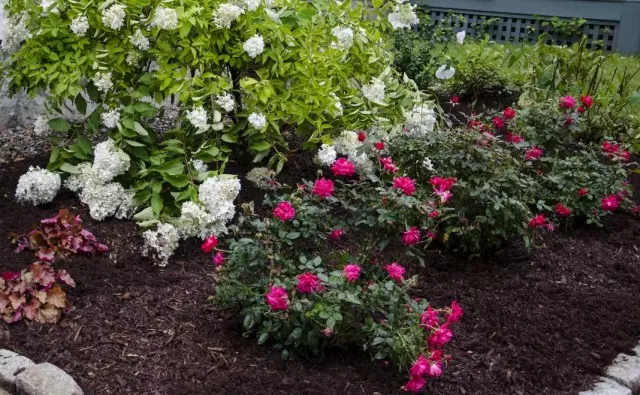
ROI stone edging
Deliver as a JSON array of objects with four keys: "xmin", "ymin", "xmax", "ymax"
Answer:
[
  {"xmin": 580, "ymin": 344, "xmax": 640, "ymax": 395},
  {"xmin": 0, "ymin": 349, "xmax": 83, "ymax": 395}
]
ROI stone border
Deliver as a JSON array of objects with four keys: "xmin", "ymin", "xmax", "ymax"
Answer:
[
  {"xmin": 0, "ymin": 350, "xmax": 83, "ymax": 395},
  {"xmin": 580, "ymin": 344, "xmax": 640, "ymax": 395}
]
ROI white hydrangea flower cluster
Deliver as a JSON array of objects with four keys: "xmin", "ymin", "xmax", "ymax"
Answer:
[
  {"xmin": 243, "ymin": 34, "xmax": 264, "ymax": 58},
  {"xmin": 173, "ymin": 201, "xmax": 228, "ymax": 240},
  {"xmin": 248, "ymin": 112, "xmax": 266, "ymax": 130},
  {"xmin": 102, "ymin": 4, "xmax": 126, "ymax": 30},
  {"xmin": 186, "ymin": 106, "xmax": 209, "ymax": 132},
  {"xmin": 198, "ymin": 176, "xmax": 241, "ymax": 226},
  {"xmin": 130, "ymin": 29, "xmax": 149, "ymax": 50},
  {"xmin": 243, "ymin": 0, "xmax": 260, "ymax": 11},
  {"xmin": 126, "ymin": 51, "xmax": 141, "ymax": 66},
  {"xmin": 152, "ymin": 6, "xmax": 178, "ymax": 30},
  {"xmin": 1, "ymin": 12, "xmax": 29, "ymax": 53},
  {"xmin": 349, "ymin": 151, "xmax": 375, "ymax": 176},
  {"xmin": 70, "ymin": 15, "xmax": 89, "ymax": 37},
  {"xmin": 101, "ymin": 109, "xmax": 120, "ymax": 129},
  {"xmin": 387, "ymin": 1, "xmax": 419, "ymax": 30},
  {"xmin": 404, "ymin": 104, "xmax": 437, "ymax": 137},
  {"xmin": 15, "ymin": 166, "xmax": 61, "ymax": 206},
  {"xmin": 34, "ymin": 116, "xmax": 49, "ymax": 136},
  {"xmin": 93, "ymin": 72, "xmax": 113, "ymax": 93},
  {"xmin": 315, "ymin": 144, "xmax": 337, "ymax": 166},
  {"xmin": 362, "ymin": 77, "xmax": 386, "ymax": 103},
  {"xmin": 212, "ymin": 3, "xmax": 245, "ymax": 29},
  {"xmin": 142, "ymin": 223, "xmax": 180, "ymax": 267},
  {"xmin": 92, "ymin": 139, "xmax": 130, "ymax": 182},
  {"xmin": 215, "ymin": 93, "xmax": 235, "ymax": 112},
  {"xmin": 332, "ymin": 130, "xmax": 359, "ymax": 155},
  {"xmin": 245, "ymin": 167, "xmax": 277, "ymax": 190},
  {"xmin": 331, "ymin": 26, "xmax": 354, "ymax": 51},
  {"xmin": 190, "ymin": 159, "xmax": 208, "ymax": 173}
]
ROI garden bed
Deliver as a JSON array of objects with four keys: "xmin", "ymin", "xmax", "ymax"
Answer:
[{"xmin": 2, "ymin": 154, "xmax": 640, "ymax": 394}]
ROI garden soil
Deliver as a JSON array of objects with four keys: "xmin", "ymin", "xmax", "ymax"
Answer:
[{"xmin": 2, "ymin": 154, "xmax": 640, "ymax": 395}]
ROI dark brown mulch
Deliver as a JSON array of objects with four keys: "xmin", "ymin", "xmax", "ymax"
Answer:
[{"xmin": 2, "ymin": 155, "xmax": 640, "ymax": 395}]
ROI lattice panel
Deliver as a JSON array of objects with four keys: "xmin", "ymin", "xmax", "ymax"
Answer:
[{"xmin": 429, "ymin": 9, "xmax": 618, "ymax": 51}]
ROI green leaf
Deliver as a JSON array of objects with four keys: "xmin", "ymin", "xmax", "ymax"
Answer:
[
  {"xmin": 124, "ymin": 139, "xmax": 146, "ymax": 147},
  {"xmin": 250, "ymin": 141, "xmax": 271, "ymax": 152},
  {"xmin": 258, "ymin": 332, "xmax": 269, "ymax": 344},
  {"xmin": 133, "ymin": 207, "xmax": 155, "ymax": 221},
  {"xmin": 221, "ymin": 133, "xmax": 237, "ymax": 143},
  {"xmin": 151, "ymin": 193, "xmax": 164, "ymax": 215},
  {"xmin": 164, "ymin": 174, "xmax": 190, "ymax": 188},
  {"xmin": 75, "ymin": 136, "xmax": 93, "ymax": 156},
  {"xmin": 629, "ymin": 91, "xmax": 640, "ymax": 106},
  {"xmin": 75, "ymin": 94, "xmax": 87, "ymax": 115},
  {"xmin": 49, "ymin": 118, "xmax": 71, "ymax": 133},
  {"xmin": 59, "ymin": 162, "xmax": 79, "ymax": 174},
  {"xmin": 134, "ymin": 122, "xmax": 149, "ymax": 136},
  {"xmin": 286, "ymin": 232, "xmax": 300, "ymax": 240}
]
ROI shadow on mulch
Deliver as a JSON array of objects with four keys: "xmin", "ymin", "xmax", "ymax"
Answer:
[{"xmin": 1, "ymin": 154, "xmax": 640, "ymax": 395}]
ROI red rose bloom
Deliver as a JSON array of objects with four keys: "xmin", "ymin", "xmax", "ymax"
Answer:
[{"xmin": 503, "ymin": 107, "xmax": 516, "ymax": 120}]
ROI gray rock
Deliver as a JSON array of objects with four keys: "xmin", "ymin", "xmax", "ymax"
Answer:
[
  {"xmin": 14, "ymin": 363, "xmax": 82, "ymax": 395},
  {"xmin": 0, "ymin": 387, "xmax": 11, "ymax": 395},
  {"xmin": 605, "ymin": 353, "xmax": 640, "ymax": 393},
  {"xmin": 579, "ymin": 377, "xmax": 632, "ymax": 395},
  {"xmin": 0, "ymin": 349, "xmax": 34, "ymax": 391}
]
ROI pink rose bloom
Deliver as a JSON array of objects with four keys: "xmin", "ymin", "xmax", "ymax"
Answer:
[
  {"xmin": 321, "ymin": 328, "xmax": 333, "ymax": 337},
  {"xmin": 374, "ymin": 141, "xmax": 385, "ymax": 151},
  {"xmin": 446, "ymin": 300, "xmax": 463, "ymax": 323},
  {"xmin": 505, "ymin": 132, "xmax": 524, "ymax": 143},
  {"xmin": 1, "ymin": 272, "xmax": 20, "ymax": 282},
  {"xmin": 409, "ymin": 354, "xmax": 430, "ymax": 378},
  {"xmin": 265, "ymin": 286, "xmax": 289, "ymax": 311},
  {"xmin": 578, "ymin": 188, "xmax": 588, "ymax": 197},
  {"xmin": 357, "ymin": 132, "xmax": 366, "ymax": 142},
  {"xmin": 428, "ymin": 324, "xmax": 453, "ymax": 348},
  {"xmin": 401, "ymin": 227, "xmax": 421, "ymax": 246},
  {"xmin": 331, "ymin": 158, "xmax": 356, "ymax": 177},
  {"xmin": 312, "ymin": 178, "xmax": 334, "ymax": 199},
  {"xmin": 201, "ymin": 235, "xmax": 218, "ymax": 253},
  {"xmin": 328, "ymin": 228, "xmax": 344, "ymax": 242},
  {"xmin": 554, "ymin": 203, "xmax": 571, "ymax": 217},
  {"xmin": 429, "ymin": 176, "xmax": 456, "ymax": 191},
  {"xmin": 503, "ymin": 107, "xmax": 516, "ymax": 120},
  {"xmin": 528, "ymin": 214, "xmax": 546, "ymax": 229},
  {"xmin": 403, "ymin": 377, "xmax": 425, "ymax": 393},
  {"xmin": 273, "ymin": 201, "xmax": 295, "ymax": 221},
  {"xmin": 492, "ymin": 116, "xmax": 505, "ymax": 129},
  {"xmin": 426, "ymin": 230, "xmax": 437, "ymax": 240},
  {"xmin": 213, "ymin": 251, "xmax": 225, "ymax": 267},
  {"xmin": 525, "ymin": 146, "xmax": 543, "ymax": 161},
  {"xmin": 581, "ymin": 95, "xmax": 594, "ymax": 108},
  {"xmin": 560, "ymin": 95, "xmax": 576, "ymax": 109},
  {"xmin": 577, "ymin": 106, "xmax": 586, "ymax": 114},
  {"xmin": 427, "ymin": 361, "xmax": 444, "ymax": 378},
  {"xmin": 601, "ymin": 195, "xmax": 619, "ymax": 211},
  {"xmin": 428, "ymin": 210, "xmax": 439, "ymax": 219},
  {"xmin": 296, "ymin": 272, "xmax": 322, "ymax": 294},
  {"xmin": 620, "ymin": 150, "xmax": 630, "ymax": 161},
  {"xmin": 421, "ymin": 305, "xmax": 440, "ymax": 328},
  {"xmin": 602, "ymin": 140, "xmax": 620, "ymax": 154},
  {"xmin": 379, "ymin": 157, "xmax": 398, "ymax": 173},
  {"xmin": 343, "ymin": 264, "xmax": 361, "ymax": 283},
  {"xmin": 385, "ymin": 262, "xmax": 405, "ymax": 282},
  {"xmin": 392, "ymin": 177, "xmax": 416, "ymax": 196},
  {"xmin": 450, "ymin": 95, "xmax": 460, "ymax": 104}
]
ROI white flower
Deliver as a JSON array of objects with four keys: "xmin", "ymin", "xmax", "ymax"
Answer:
[
  {"xmin": 64, "ymin": 162, "xmax": 92, "ymax": 192},
  {"xmin": 243, "ymin": 34, "xmax": 264, "ymax": 58},
  {"xmin": 115, "ymin": 189, "xmax": 138, "ymax": 219},
  {"xmin": 331, "ymin": 26, "xmax": 353, "ymax": 51},
  {"xmin": 186, "ymin": 106, "xmax": 209, "ymax": 132},
  {"xmin": 15, "ymin": 166, "xmax": 61, "ymax": 206},
  {"xmin": 316, "ymin": 144, "xmax": 337, "ymax": 166},
  {"xmin": 456, "ymin": 31, "xmax": 466, "ymax": 45},
  {"xmin": 79, "ymin": 181, "xmax": 128, "ymax": 221},
  {"xmin": 332, "ymin": 130, "xmax": 359, "ymax": 156},
  {"xmin": 405, "ymin": 104, "xmax": 437, "ymax": 137},
  {"xmin": 152, "ymin": 6, "xmax": 178, "ymax": 30},
  {"xmin": 435, "ymin": 64, "xmax": 455, "ymax": 80},
  {"xmin": 93, "ymin": 72, "xmax": 113, "ymax": 93},
  {"xmin": 92, "ymin": 139, "xmax": 130, "ymax": 182},
  {"xmin": 102, "ymin": 4, "xmax": 126, "ymax": 30},
  {"xmin": 422, "ymin": 157, "xmax": 435, "ymax": 172},
  {"xmin": 1, "ymin": 12, "xmax": 29, "ymax": 53},
  {"xmin": 245, "ymin": 167, "xmax": 276, "ymax": 190},
  {"xmin": 70, "ymin": 15, "xmax": 90, "ymax": 37},
  {"xmin": 126, "ymin": 51, "xmax": 141, "ymax": 66},
  {"xmin": 362, "ymin": 77, "xmax": 386, "ymax": 103},
  {"xmin": 130, "ymin": 29, "xmax": 149, "ymax": 50},
  {"xmin": 243, "ymin": 0, "xmax": 260, "ymax": 11},
  {"xmin": 34, "ymin": 116, "xmax": 49, "ymax": 136},
  {"xmin": 215, "ymin": 93, "xmax": 235, "ymax": 112},
  {"xmin": 101, "ymin": 109, "xmax": 120, "ymax": 129},
  {"xmin": 349, "ymin": 152, "xmax": 374, "ymax": 176},
  {"xmin": 40, "ymin": 0, "xmax": 58, "ymax": 14},
  {"xmin": 212, "ymin": 3, "xmax": 244, "ymax": 29},
  {"xmin": 387, "ymin": 2, "xmax": 419, "ymax": 30},
  {"xmin": 248, "ymin": 112, "xmax": 266, "ymax": 130},
  {"xmin": 190, "ymin": 159, "xmax": 208, "ymax": 173},
  {"xmin": 174, "ymin": 201, "xmax": 228, "ymax": 240},
  {"xmin": 331, "ymin": 93, "xmax": 343, "ymax": 117},
  {"xmin": 142, "ymin": 223, "xmax": 180, "ymax": 267},
  {"xmin": 199, "ymin": 176, "xmax": 241, "ymax": 223}
]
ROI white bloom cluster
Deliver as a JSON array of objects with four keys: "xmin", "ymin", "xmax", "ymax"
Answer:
[
  {"xmin": 34, "ymin": 116, "xmax": 49, "ymax": 136},
  {"xmin": 1, "ymin": 12, "xmax": 29, "ymax": 53},
  {"xmin": 130, "ymin": 29, "xmax": 149, "ymax": 50},
  {"xmin": 101, "ymin": 109, "xmax": 120, "ymax": 129},
  {"xmin": 93, "ymin": 72, "xmax": 113, "ymax": 93},
  {"xmin": 245, "ymin": 167, "xmax": 276, "ymax": 190},
  {"xmin": 198, "ymin": 176, "xmax": 241, "ymax": 225},
  {"xmin": 243, "ymin": 0, "xmax": 260, "ymax": 11},
  {"xmin": 142, "ymin": 223, "xmax": 180, "ymax": 267},
  {"xmin": 212, "ymin": 3, "xmax": 244, "ymax": 29},
  {"xmin": 248, "ymin": 112, "xmax": 266, "ymax": 130},
  {"xmin": 331, "ymin": 26, "xmax": 353, "ymax": 51},
  {"xmin": 70, "ymin": 15, "xmax": 90, "ymax": 37},
  {"xmin": 243, "ymin": 34, "xmax": 264, "ymax": 58},
  {"xmin": 64, "ymin": 162, "xmax": 92, "ymax": 193},
  {"xmin": 15, "ymin": 166, "xmax": 61, "ymax": 206},
  {"xmin": 316, "ymin": 144, "xmax": 337, "ymax": 166},
  {"xmin": 332, "ymin": 130, "xmax": 359, "ymax": 155},
  {"xmin": 126, "ymin": 51, "xmax": 141, "ymax": 66},
  {"xmin": 186, "ymin": 106, "xmax": 209, "ymax": 132},
  {"xmin": 92, "ymin": 139, "xmax": 130, "ymax": 182},
  {"xmin": 174, "ymin": 201, "xmax": 229, "ymax": 240},
  {"xmin": 102, "ymin": 4, "xmax": 126, "ymax": 30},
  {"xmin": 331, "ymin": 93, "xmax": 343, "ymax": 117},
  {"xmin": 152, "ymin": 6, "xmax": 178, "ymax": 30},
  {"xmin": 40, "ymin": 0, "xmax": 58, "ymax": 14},
  {"xmin": 190, "ymin": 159, "xmax": 208, "ymax": 173},
  {"xmin": 349, "ymin": 152, "xmax": 374, "ymax": 176},
  {"xmin": 422, "ymin": 157, "xmax": 435, "ymax": 172},
  {"xmin": 362, "ymin": 77, "xmax": 386, "ymax": 103},
  {"xmin": 435, "ymin": 64, "xmax": 455, "ymax": 80},
  {"xmin": 215, "ymin": 93, "xmax": 235, "ymax": 112},
  {"xmin": 404, "ymin": 104, "xmax": 437, "ymax": 137},
  {"xmin": 387, "ymin": 2, "xmax": 419, "ymax": 30}
]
